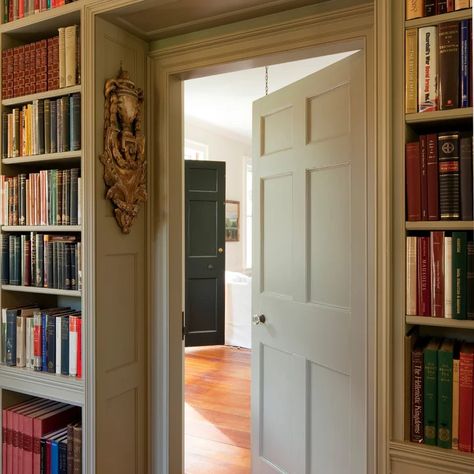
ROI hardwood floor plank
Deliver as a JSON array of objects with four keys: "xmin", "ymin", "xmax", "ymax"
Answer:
[{"xmin": 185, "ymin": 346, "xmax": 251, "ymax": 474}]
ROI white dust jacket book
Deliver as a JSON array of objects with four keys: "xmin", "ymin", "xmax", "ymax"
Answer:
[{"xmin": 418, "ymin": 26, "xmax": 438, "ymax": 113}]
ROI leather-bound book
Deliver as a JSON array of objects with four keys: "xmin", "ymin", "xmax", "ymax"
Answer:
[
  {"xmin": 411, "ymin": 337, "xmax": 425, "ymax": 442},
  {"xmin": 460, "ymin": 136, "xmax": 473, "ymax": 220},
  {"xmin": 425, "ymin": 0, "xmax": 436, "ymax": 15},
  {"xmin": 427, "ymin": 134, "xmax": 439, "ymax": 220},
  {"xmin": 406, "ymin": 236, "xmax": 418, "ymax": 316},
  {"xmin": 437, "ymin": 340, "xmax": 454, "ymax": 448},
  {"xmin": 467, "ymin": 241, "xmax": 474, "ymax": 320},
  {"xmin": 424, "ymin": 339, "xmax": 441, "ymax": 445},
  {"xmin": 420, "ymin": 135, "xmax": 429, "ymax": 220},
  {"xmin": 439, "ymin": 132, "xmax": 461, "ymax": 220},
  {"xmin": 417, "ymin": 236, "xmax": 431, "ymax": 316},
  {"xmin": 406, "ymin": 142, "xmax": 422, "ymax": 221},
  {"xmin": 431, "ymin": 231, "xmax": 445, "ymax": 317},
  {"xmin": 72, "ymin": 423, "xmax": 82, "ymax": 474},
  {"xmin": 452, "ymin": 232, "xmax": 467, "ymax": 319},
  {"xmin": 460, "ymin": 19, "xmax": 471, "ymax": 107},
  {"xmin": 439, "ymin": 22, "xmax": 460, "ymax": 110},
  {"xmin": 458, "ymin": 343, "xmax": 474, "ymax": 452},
  {"xmin": 437, "ymin": 0, "xmax": 448, "ymax": 13},
  {"xmin": 406, "ymin": 0, "xmax": 423, "ymax": 19},
  {"xmin": 452, "ymin": 355, "xmax": 460, "ymax": 449},
  {"xmin": 35, "ymin": 39, "xmax": 48, "ymax": 94}
]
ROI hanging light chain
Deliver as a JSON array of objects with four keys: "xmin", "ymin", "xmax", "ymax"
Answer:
[{"xmin": 265, "ymin": 66, "xmax": 269, "ymax": 96}]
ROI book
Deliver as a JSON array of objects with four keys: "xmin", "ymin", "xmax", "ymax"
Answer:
[
  {"xmin": 426, "ymin": 134, "xmax": 439, "ymax": 220},
  {"xmin": 452, "ymin": 232, "xmax": 467, "ymax": 319},
  {"xmin": 430, "ymin": 231, "xmax": 444, "ymax": 317},
  {"xmin": 58, "ymin": 28, "xmax": 66, "ymax": 88},
  {"xmin": 460, "ymin": 136, "xmax": 473, "ymax": 221},
  {"xmin": 452, "ymin": 356, "xmax": 460, "ymax": 449},
  {"xmin": 468, "ymin": 241, "xmax": 474, "ymax": 320},
  {"xmin": 417, "ymin": 236, "xmax": 431, "ymax": 316},
  {"xmin": 406, "ymin": 236, "xmax": 417, "ymax": 315},
  {"xmin": 405, "ymin": 28, "xmax": 418, "ymax": 113},
  {"xmin": 411, "ymin": 337, "xmax": 425, "ymax": 442},
  {"xmin": 406, "ymin": 142, "xmax": 421, "ymax": 221},
  {"xmin": 65, "ymin": 25, "xmax": 77, "ymax": 87},
  {"xmin": 406, "ymin": 0, "xmax": 423, "ymax": 19},
  {"xmin": 420, "ymin": 135, "xmax": 428, "ymax": 220},
  {"xmin": 459, "ymin": 343, "xmax": 474, "ymax": 452},
  {"xmin": 439, "ymin": 22, "xmax": 460, "ymax": 110},
  {"xmin": 437, "ymin": 340, "xmax": 454, "ymax": 448},
  {"xmin": 437, "ymin": 0, "xmax": 448, "ymax": 12},
  {"xmin": 72, "ymin": 423, "xmax": 81, "ymax": 474},
  {"xmin": 460, "ymin": 20, "xmax": 471, "ymax": 107},
  {"xmin": 418, "ymin": 26, "xmax": 438, "ymax": 112},
  {"xmin": 424, "ymin": 339, "xmax": 440, "ymax": 445},
  {"xmin": 455, "ymin": 0, "xmax": 471, "ymax": 8},
  {"xmin": 425, "ymin": 0, "xmax": 436, "ymax": 12},
  {"xmin": 439, "ymin": 132, "xmax": 461, "ymax": 220}
]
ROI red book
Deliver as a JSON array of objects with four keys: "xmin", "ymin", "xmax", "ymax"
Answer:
[
  {"xmin": 459, "ymin": 343, "xmax": 474, "ymax": 452},
  {"xmin": 33, "ymin": 404, "xmax": 80, "ymax": 474},
  {"xmin": 426, "ymin": 134, "xmax": 439, "ymax": 220},
  {"xmin": 8, "ymin": 0, "xmax": 13, "ymax": 22},
  {"xmin": 6, "ymin": 48, "xmax": 15, "ymax": 99},
  {"xmin": 35, "ymin": 40, "xmax": 48, "ymax": 93},
  {"xmin": 76, "ymin": 316, "xmax": 82, "ymax": 378},
  {"xmin": 417, "ymin": 236, "xmax": 431, "ymax": 316},
  {"xmin": 47, "ymin": 36, "xmax": 59, "ymax": 91},
  {"xmin": 430, "ymin": 231, "xmax": 444, "ymax": 317},
  {"xmin": 13, "ymin": 45, "xmax": 25, "ymax": 98},
  {"xmin": 34, "ymin": 0, "xmax": 40, "ymax": 13},
  {"xmin": 2, "ymin": 50, "xmax": 7, "ymax": 98},
  {"xmin": 447, "ymin": 0, "xmax": 455, "ymax": 12},
  {"xmin": 19, "ymin": 0, "xmax": 24, "ymax": 18},
  {"xmin": 406, "ymin": 142, "xmax": 422, "ymax": 221},
  {"xmin": 420, "ymin": 135, "xmax": 428, "ymax": 220}
]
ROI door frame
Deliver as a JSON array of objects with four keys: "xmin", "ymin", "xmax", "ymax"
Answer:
[{"xmin": 147, "ymin": 2, "xmax": 391, "ymax": 473}]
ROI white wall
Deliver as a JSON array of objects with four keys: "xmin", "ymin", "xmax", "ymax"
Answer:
[{"xmin": 185, "ymin": 117, "xmax": 251, "ymax": 273}]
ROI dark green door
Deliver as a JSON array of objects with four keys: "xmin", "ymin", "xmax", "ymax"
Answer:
[{"xmin": 185, "ymin": 160, "xmax": 226, "ymax": 347}]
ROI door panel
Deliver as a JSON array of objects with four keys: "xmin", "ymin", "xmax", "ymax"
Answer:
[
  {"xmin": 252, "ymin": 51, "xmax": 366, "ymax": 474},
  {"xmin": 185, "ymin": 160, "xmax": 226, "ymax": 347}
]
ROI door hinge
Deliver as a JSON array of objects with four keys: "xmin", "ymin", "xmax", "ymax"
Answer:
[{"xmin": 182, "ymin": 311, "xmax": 187, "ymax": 340}]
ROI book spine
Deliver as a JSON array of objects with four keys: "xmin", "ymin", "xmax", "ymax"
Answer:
[
  {"xmin": 37, "ymin": 99, "xmax": 44, "ymax": 154},
  {"xmin": 452, "ymin": 232, "xmax": 467, "ymax": 319},
  {"xmin": 452, "ymin": 357, "xmax": 460, "ymax": 449},
  {"xmin": 406, "ymin": 236, "xmax": 418, "ymax": 315},
  {"xmin": 445, "ymin": 237, "xmax": 454, "ymax": 317},
  {"xmin": 467, "ymin": 241, "xmax": 474, "ymax": 320},
  {"xmin": 72, "ymin": 425, "xmax": 81, "ymax": 474},
  {"xmin": 15, "ymin": 315, "xmax": 25, "ymax": 367},
  {"xmin": 424, "ymin": 345, "xmax": 438, "ymax": 445},
  {"xmin": 46, "ymin": 314, "xmax": 55, "ymax": 373},
  {"xmin": 431, "ymin": 231, "xmax": 444, "ymax": 317},
  {"xmin": 411, "ymin": 346, "xmax": 424, "ymax": 442},
  {"xmin": 406, "ymin": 0, "xmax": 424, "ymax": 19},
  {"xmin": 33, "ymin": 312, "xmax": 42, "ymax": 371},
  {"xmin": 76, "ymin": 316, "xmax": 81, "ymax": 378},
  {"xmin": 439, "ymin": 22, "xmax": 460, "ymax": 110},
  {"xmin": 70, "ymin": 93, "xmax": 80, "ymax": 151},
  {"xmin": 460, "ymin": 136, "xmax": 473, "ymax": 221},
  {"xmin": 41, "ymin": 312, "xmax": 46, "ymax": 371},
  {"xmin": 50, "ymin": 99, "xmax": 57, "ymax": 154},
  {"xmin": 455, "ymin": 0, "xmax": 471, "ymax": 7},
  {"xmin": 406, "ymin": 142, "xmax": 422, "ymax": 221},
  {"xmin": 437, "ymin": 346, "xmax": 453, "ymax": 448},
  {"xmin": 405, "ymin": 29, "xmax": 418, "ymax": 113},
  {"xmin": 460, "ymin": 20, "xmax": 470, "ymax": 107},
  {"xmin": 437, "ymin": 0, "xmax": 448, "ymax": 12},
  {"xmin": 58, "ymin": 28, "xmax": 66, "ymax": 88},
  {"xmin": 420, "ymin": 135, "xmax": 428, "ymax": 220},
  {"xmin": 62, "ymin": 96, "xmax": 69, "ymax": 152},
  {"xmin": 69, "ymin": 315, "xmax": 78, "ymax": 376},
  {"xmin": 67, "ymin": 424, "xmax": 74, "ymax": 473},
  {"xmin": 70, "ymin": 168, "xmax": 78, "ymax": 225},
  {"xmin": 60, "ymin": 316, "xmax": 69, "ymax": 375},
  {"xmin": 6, "ymin": 310, "xmax": 16, "ymax": 366},
  {"xmin": 459, "ymin": 350, "xmax": 474, "ymax": 451},
  {"xmin": 35, "ymin": 39, "xmax": 47, "ymax": 94},
  {"xmin": 426, "ymin": 134, "xmax": 439, "ymax": 220},
  {"xmin": 65, "ymin": 25, "xmax": 77, "ymax": 87},
  {"xmin": 439, "ymin": 132, "xmax": 461, "ymax": 220},
  {"xmin": 1, "ymin": 234, "xmax": 9, "ymax": 284},
  {"xmin": 55, "ymin": 316, "xmax": 61, "ymax": 374},
  {"xmin": 418, "ymin": 26, "xmax": 438, "ymax": 112},
  {"xmin": 2, "ymin": 113, "xmax": 8, "ymax": 159},
  {"xmin": 417, "ymin": 236, "xmax": 431, "ymax": 316}
]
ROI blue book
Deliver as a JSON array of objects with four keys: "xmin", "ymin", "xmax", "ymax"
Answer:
[
  {"xmin": 460, "ymin": 20, "xmax": 470, "ymax": 108},
  {"xmin": 41, "ymin": 312, "xmax": 47, "ymax": 371}
]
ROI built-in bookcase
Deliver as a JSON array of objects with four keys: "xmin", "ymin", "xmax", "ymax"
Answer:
[
  {"xmin": 392, "ymin": 2, "xmax": 474, "ymax": 472},
  {"xmin": 0, "ymin": 2, "xmax": 84, "ymax": 472}
]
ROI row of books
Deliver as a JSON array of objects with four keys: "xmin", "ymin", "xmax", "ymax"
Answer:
[
  {"xmin": 0, "ymin": 305, "xmax": 82, "ymax": 377},
  {"xmin": 1, "ymin": 397, "xmax": 81, "ymax": 474},
  {"xmin": 406, "ymin": 232, "xmax": 473, "ymax": 318},
  {"xmin": 409, "ymin": 335, "xmax": 474, "ymax": 451},
  {"xmin": 3, "ymin": 0, "xmax": 77, "ymax": 23},
  {"xmin": 0, "ymin": 233, "xmax": 82, "ymax": 290},
  {"xmin": 2, "ymin": 25, "xmax": 80, "ymax": 99},
  {"xmin": 406, "ymin": 0, "xmax": 471, "ymax": 20},
  {"xmin": 405, "ymin": 132, "xmax": 472, "ymax": 221},
  {"xmin": 405, "ymin": 20, "xmax": 472, "ymax": 113},
  {"xmin": 3, "ymin": 94, "xmax": 81, "ymax": 158},
  {"xmin": 0, "ymin": 169, "xmax": 81, "ymax": 226}
]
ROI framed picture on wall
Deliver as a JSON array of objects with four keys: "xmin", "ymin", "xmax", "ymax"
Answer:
[{"xmin": 225, "ymin": 200, "xmax": 240, "ymax": 242}]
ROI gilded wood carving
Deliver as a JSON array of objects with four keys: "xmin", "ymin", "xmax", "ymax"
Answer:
[{"xmin": 100, "ymin": 67, "xmax": 147, "ymax": 234}]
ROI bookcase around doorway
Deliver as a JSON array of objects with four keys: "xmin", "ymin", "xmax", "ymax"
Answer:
[{"xmin": 390, "ymin": 1, "xmax": 474, "ymax": 473}]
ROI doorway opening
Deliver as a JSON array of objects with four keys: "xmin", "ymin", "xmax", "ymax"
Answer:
[{"xmin": 182, "ymin": 50, "xmax": 360, "ymax": 473}]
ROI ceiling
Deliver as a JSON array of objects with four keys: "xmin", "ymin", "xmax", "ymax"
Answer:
[
  {"xmin": 184, "ymin": 51, "xmax": 357, "ymax": 142},
  {"xmin": 103, "ymin": 0, "xmax": 325, "ymax": 40}
]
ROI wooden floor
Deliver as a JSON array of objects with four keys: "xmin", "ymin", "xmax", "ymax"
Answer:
[{"xmin": 185, "ymin": 345, "xmax": 251, "ymax": 474}]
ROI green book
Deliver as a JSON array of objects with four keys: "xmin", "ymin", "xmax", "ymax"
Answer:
[
  {"xmin": 424, "ymin": 339, "xmax": 441, "ymax": 445},
  {"xmin": 437, "ymin": 340, "xmax": 454, "ymax": 449},
  {"xmin": 452, "ymin": 232, "xmax": 467, "ymax": 319}
]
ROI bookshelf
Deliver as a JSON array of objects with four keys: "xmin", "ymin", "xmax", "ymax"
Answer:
[
  {"xmin": 392, "ymin": 2, "xmax": 474, "ymax": 472},
  {"xmin": 0, "ymin": 2, "xmax": 85, "ymax": 472}
]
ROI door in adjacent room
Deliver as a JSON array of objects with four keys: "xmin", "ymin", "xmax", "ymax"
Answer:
[
  {"xmin": 185, "ymin": 160, "xmax": 226, "ymax": 347},
  {"xmin": 251, "ymin": 51, "xmax": 367, "ymax": 473}
]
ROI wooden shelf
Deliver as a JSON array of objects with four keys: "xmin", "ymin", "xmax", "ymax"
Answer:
[
  {"xmin": 2, "ymin": 225, "xmax": 81, "ymax": 232},
  {"xmin": 2, "ymin": 84, "xmax": 81, "ymax": 107},
  {"xmin": 405, "ymin": 107, "xmax": 473, "ymax": 124},
  {"xmin": 2, "ymin": 284, "xmax": 81, "ymax": 297},
  {"xmin": 2, "ymin": 150, "xmax": 81, "ymax": 165},
  {"xmin": 0, "ymin": 1, "xmax": 82, "ymax": 37},
  {"xmin": 406, "ymin": 315, "xmax": 474, "ymax": 330},
  {"xmin": 405, "ymin": 9, "xmax": 472, "ymax": 28},
  {"xmin": 406, "ymin": 221, "xmax": 474, "ymax": 231},
  {"xmin": 0, "ymin": 365, "xmax": 84, "ymax": 406}
]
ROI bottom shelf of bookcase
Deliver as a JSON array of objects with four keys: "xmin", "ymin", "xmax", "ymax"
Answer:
[
  {"xmin": 390, "ymin": 440, "xmax": 474, "ymax": 474},
  {"xmin": 0, "ymin": 365, "xmax": 84, "ymax": 406}
]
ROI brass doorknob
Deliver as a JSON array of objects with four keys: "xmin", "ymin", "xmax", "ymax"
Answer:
[{"xmin": 218, "ymin": 247, "xmax": 224, "ymax": 253}]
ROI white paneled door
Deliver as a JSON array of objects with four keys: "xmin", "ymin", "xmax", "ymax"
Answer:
[{"xmin": 251, "ymin": 51, "xmax": 367, "ymax": 474}]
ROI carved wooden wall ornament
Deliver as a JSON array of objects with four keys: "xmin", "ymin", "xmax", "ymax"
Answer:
[{"xmin": 100, "ymin": 67, "xmax": 147, "ymax": 234}]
